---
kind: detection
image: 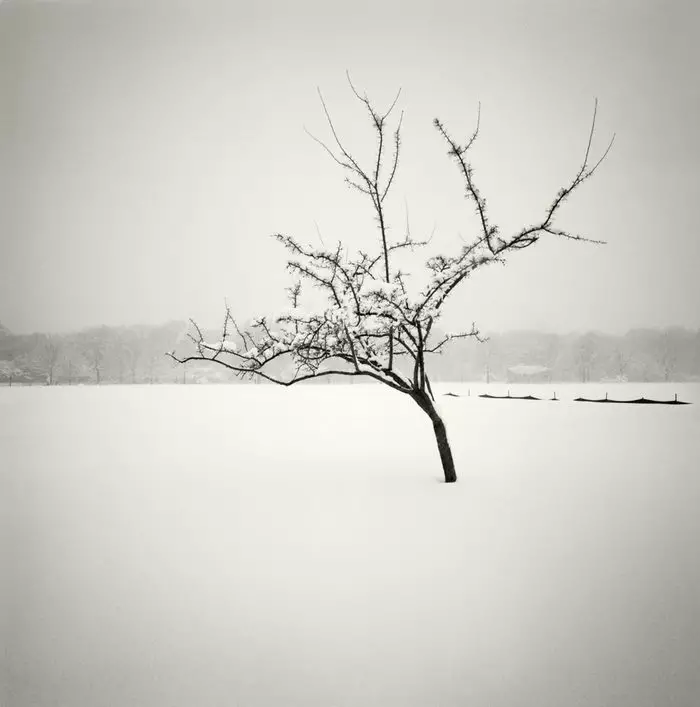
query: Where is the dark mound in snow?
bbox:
[574,396,690,405]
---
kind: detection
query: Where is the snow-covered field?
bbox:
[2,383,699,707]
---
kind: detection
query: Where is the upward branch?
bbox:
[305,75,409,369]
[172,82,612,406]
[419,99,614,314]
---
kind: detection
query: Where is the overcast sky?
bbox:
[1,0,698,336]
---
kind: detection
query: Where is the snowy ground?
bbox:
[1,382,699,707]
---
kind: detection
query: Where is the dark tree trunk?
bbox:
[412,391,457,483]
[431,414,457,483]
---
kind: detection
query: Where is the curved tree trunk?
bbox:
[431,413,457,483]
[412,391,457,483]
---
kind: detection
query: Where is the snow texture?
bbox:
[1,382,699,707]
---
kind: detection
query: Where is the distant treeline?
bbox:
[1,322,699,385]
[438,328,700,384]
[0,321,197,386]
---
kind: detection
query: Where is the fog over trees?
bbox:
[1,321,698,387]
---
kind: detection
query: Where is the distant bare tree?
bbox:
[614,346,630,380]
[58,341,81,385]
[79,330,106,384]
[656,329,677,382]
[37,335,62,385]
[0,360,22,386]
[484,340,497,384]
[171,78,613,482]
[576,334,597,383]
[545,337,560,382]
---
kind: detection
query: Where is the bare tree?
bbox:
[59,341,81,385]
[545,336,560,382]
[614,346,630,381]
[171,78,613,483]
[37,335,62,385]
[79,329,106,385]
[484,341,495,384]
[576,334,596,383]
[0,361,22,386]
[656,328,677,382]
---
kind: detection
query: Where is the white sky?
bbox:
[1,0,698,335]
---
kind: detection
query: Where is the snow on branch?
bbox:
[171,82,612,401]
[417,99,614,314]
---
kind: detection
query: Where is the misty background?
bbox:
[1,0,699,339]
[1,319,699,385]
